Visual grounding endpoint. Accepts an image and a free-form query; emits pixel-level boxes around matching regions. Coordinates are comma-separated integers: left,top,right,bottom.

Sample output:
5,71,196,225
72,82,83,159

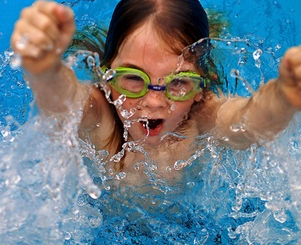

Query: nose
140,89,168,110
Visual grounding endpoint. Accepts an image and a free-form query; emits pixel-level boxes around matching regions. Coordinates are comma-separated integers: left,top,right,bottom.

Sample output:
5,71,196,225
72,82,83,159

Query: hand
278,45,301,108
11,0,75,75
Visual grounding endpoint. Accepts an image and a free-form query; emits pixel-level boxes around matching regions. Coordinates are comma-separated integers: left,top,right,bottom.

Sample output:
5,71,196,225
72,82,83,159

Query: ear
194,92,203,102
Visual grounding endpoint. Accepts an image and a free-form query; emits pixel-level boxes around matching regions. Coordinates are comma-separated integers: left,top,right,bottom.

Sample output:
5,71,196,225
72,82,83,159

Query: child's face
110,23,202,145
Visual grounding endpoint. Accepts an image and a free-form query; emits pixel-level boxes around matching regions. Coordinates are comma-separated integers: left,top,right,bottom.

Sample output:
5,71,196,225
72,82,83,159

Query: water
1,0,301,244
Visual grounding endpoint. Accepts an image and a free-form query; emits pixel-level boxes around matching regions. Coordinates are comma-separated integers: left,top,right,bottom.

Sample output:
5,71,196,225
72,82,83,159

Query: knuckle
34,0,48,8
35,32,50,46
20,7,34,19
13,20,23,31
39,19,53,32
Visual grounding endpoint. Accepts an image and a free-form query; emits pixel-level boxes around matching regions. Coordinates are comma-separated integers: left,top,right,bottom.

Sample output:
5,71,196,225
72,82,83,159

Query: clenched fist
11,0,75,75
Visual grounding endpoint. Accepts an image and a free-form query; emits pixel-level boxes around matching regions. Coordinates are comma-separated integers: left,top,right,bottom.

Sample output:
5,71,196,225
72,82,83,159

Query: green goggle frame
105,66,209,101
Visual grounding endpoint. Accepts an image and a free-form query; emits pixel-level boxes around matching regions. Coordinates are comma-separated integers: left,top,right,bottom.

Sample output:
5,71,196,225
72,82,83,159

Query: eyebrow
119,63,147,73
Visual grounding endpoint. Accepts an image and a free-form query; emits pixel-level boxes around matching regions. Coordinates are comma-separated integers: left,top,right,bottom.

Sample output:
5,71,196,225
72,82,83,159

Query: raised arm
10,0,111,129
213,45,301,148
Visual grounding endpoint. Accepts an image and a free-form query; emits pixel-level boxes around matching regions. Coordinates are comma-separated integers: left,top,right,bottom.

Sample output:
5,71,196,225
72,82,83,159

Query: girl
11,0,301,183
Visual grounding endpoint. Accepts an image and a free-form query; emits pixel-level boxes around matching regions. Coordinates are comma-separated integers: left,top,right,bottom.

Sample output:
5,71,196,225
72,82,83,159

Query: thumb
53,4,76,51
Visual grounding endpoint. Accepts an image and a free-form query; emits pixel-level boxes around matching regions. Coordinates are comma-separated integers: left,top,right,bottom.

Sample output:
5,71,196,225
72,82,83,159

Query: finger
282,46,301,70
279,47,301,89
35,0,75,34
34,0,61,25
20,6,60,42
36,1,75,50
12,37,44,59
52,4,76,51
12,20,55,53
293,64,301,84
53,3,75,34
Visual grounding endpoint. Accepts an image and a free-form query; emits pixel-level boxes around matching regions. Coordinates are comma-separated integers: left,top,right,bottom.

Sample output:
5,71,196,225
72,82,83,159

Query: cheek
170,101,194,120
111,89,140,112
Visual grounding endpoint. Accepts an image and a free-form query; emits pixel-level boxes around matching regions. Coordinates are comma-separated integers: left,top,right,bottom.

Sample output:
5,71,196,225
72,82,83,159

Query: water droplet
118,172,127,179
15,35,28,50
230,124,241,133
86,55,96,69
239,47,247,54
253,49,262,60
89,216,103,228
77,195,86,207
174,160,187,170
222,136,230,142
64,232,72,240
55,48,62,54
187,182,195,188
273,209,287,223
230,69,239,78
170,104,177,112
86,185,101,199
10,53,22,69
103,180,111,191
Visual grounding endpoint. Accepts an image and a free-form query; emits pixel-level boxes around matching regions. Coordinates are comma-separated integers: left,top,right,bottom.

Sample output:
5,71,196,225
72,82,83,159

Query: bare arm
10,1,110,129
213,45,301,148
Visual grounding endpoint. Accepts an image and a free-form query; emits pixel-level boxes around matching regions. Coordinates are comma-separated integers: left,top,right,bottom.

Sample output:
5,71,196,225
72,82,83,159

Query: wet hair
101,0,209,66
68,0,210,169
102,0,209,166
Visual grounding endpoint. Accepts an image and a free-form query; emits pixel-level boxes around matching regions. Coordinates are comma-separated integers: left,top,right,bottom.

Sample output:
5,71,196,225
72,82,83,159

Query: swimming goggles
106,67,210,101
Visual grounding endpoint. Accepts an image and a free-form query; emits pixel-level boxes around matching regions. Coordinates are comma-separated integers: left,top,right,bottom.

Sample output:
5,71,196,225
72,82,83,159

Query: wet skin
110,22,202,146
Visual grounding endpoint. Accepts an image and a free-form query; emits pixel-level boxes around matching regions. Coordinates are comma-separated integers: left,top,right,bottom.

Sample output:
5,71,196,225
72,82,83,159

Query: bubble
64,232,72,240
89,215,103,228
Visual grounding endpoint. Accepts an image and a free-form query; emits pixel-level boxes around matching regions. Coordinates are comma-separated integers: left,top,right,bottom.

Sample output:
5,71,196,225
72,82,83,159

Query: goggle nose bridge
147,84,166,92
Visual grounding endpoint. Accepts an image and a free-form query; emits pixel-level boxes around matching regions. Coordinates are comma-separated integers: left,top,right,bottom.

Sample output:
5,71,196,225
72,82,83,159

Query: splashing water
64,39,301,244
1,5,301,244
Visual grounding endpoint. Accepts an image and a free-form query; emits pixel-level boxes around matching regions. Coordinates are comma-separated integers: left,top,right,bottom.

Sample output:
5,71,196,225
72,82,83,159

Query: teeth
140,119,163,130
141,122,147,129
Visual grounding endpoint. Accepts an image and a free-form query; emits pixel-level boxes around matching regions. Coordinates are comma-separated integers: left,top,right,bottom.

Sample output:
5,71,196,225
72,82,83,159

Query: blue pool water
1,0,301,244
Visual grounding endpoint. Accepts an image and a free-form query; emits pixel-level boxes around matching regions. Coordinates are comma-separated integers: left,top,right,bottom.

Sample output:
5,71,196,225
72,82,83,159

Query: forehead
111,23,180,76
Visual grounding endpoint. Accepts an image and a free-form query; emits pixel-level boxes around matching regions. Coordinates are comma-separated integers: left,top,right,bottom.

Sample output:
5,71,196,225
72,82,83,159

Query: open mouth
140,119,164,136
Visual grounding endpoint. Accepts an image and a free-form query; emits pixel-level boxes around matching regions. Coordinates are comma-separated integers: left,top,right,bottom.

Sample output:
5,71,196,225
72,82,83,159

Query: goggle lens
108,67,208,101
